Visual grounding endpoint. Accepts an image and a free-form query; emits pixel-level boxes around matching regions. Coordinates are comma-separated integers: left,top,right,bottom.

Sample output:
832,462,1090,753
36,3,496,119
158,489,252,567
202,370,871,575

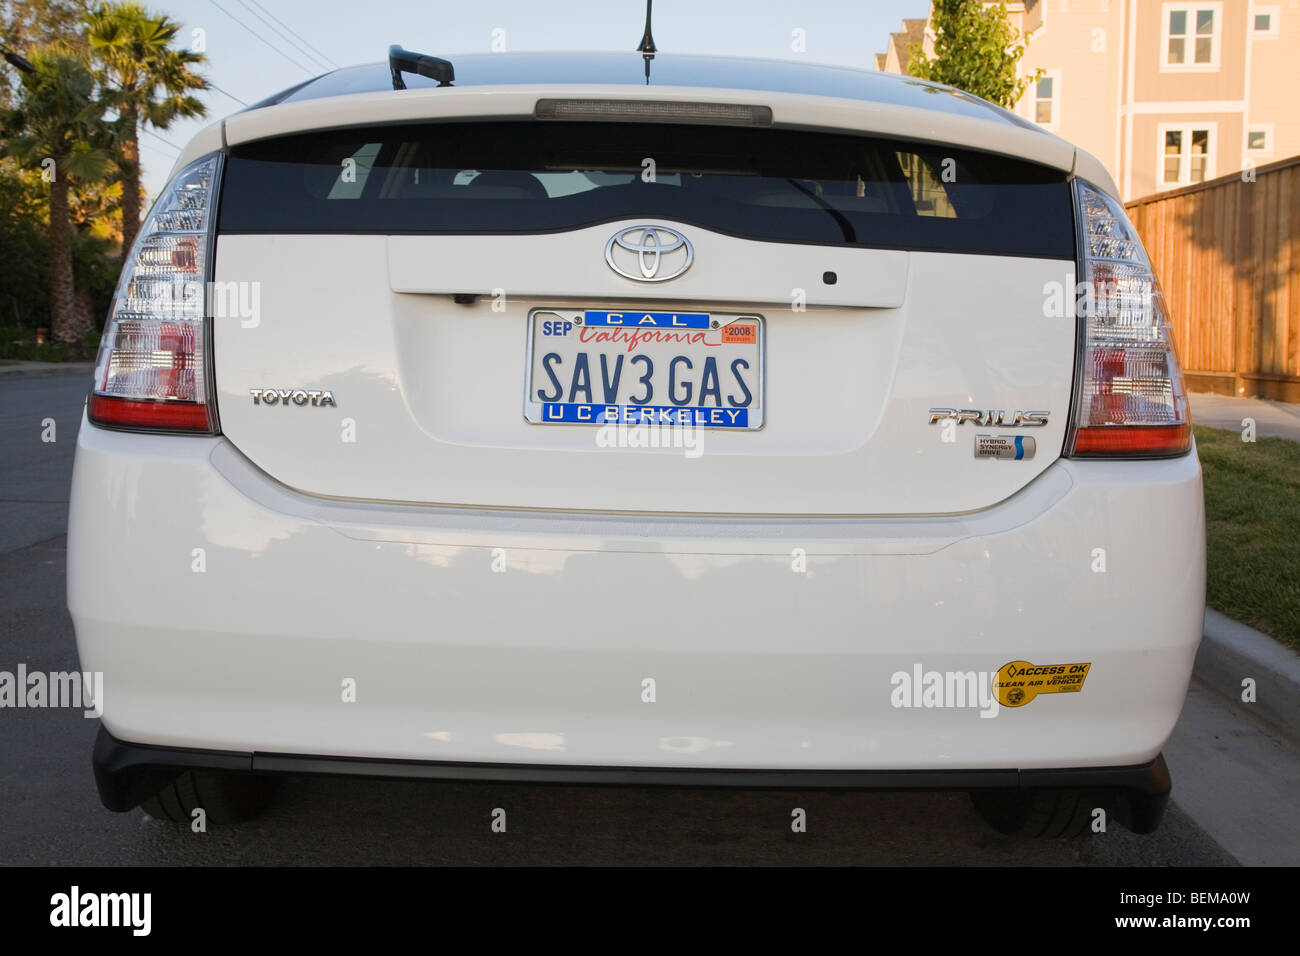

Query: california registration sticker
721,323,756,344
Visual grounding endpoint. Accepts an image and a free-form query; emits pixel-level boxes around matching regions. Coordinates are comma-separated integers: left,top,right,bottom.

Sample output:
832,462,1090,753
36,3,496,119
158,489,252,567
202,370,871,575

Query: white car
69,49,1204,837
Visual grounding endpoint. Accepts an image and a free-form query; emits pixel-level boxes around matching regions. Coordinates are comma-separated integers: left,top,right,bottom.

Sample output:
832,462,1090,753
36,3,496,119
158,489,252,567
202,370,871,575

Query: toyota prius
69,49,1204,837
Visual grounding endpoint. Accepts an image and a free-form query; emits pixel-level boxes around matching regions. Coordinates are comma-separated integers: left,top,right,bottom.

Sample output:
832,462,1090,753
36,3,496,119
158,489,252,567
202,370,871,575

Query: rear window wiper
388,45,454,89
784,178,856,243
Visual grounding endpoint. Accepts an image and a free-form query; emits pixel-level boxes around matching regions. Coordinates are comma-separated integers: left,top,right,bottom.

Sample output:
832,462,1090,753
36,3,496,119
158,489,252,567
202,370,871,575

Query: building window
1246,125,1273,156
1162,3,1222,69
1032,72,1060,128
1251,6,1280,37
1160,125,1215,187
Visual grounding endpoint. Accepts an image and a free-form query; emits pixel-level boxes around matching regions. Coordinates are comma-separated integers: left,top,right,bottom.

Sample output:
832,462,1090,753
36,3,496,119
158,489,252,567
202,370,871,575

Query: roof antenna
388,45,454,90
636,0,656,85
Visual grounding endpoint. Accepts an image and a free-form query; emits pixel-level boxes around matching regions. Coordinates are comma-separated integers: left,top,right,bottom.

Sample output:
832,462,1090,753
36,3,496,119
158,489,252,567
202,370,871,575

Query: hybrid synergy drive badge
975,435,1036,460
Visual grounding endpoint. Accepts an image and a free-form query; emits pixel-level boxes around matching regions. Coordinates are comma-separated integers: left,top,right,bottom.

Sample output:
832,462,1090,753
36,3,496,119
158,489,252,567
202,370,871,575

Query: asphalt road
0,375,85,555
0,373,1240,865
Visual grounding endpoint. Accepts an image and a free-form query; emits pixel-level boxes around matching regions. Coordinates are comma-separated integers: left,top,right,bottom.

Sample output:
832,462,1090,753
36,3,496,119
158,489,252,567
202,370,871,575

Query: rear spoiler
182,85,1118,200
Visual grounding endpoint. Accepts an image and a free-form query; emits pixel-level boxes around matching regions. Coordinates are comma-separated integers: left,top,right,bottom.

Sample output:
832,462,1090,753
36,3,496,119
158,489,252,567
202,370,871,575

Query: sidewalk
1196,610,1300,743
0,361,93,380
1165,675,1300,865
1177,611,1300,863
1190,392,1300,441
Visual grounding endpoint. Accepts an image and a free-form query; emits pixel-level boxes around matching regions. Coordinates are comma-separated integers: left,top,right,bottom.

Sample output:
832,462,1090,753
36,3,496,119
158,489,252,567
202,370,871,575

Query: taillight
90,153,221,432
1065,180,1191,458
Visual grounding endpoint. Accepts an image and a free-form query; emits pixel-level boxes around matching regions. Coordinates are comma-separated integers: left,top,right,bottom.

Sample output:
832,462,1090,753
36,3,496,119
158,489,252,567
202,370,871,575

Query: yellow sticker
994,660,1092,707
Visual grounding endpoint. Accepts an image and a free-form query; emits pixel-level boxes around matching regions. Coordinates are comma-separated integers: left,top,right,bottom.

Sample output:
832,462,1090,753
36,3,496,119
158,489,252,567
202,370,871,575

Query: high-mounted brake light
90,153,221,432
1065,181,1191,458
534,99,773,127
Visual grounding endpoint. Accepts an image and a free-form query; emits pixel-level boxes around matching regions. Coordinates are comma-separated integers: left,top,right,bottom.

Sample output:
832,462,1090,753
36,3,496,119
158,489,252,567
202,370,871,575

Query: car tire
970,789,1095,839
141,771,279,824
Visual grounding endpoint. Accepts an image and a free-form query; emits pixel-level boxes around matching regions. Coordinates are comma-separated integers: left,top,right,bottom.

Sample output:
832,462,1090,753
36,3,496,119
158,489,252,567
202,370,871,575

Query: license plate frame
523,308,766,430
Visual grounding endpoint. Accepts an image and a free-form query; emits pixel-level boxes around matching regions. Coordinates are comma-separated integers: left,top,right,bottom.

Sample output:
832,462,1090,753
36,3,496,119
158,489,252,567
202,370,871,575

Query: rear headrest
466,170,548,199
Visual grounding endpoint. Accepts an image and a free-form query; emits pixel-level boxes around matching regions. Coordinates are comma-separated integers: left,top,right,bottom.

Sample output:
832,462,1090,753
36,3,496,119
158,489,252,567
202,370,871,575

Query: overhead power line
208,82,250,107
239,0,340,70
207,0,317,76
140,126,183,152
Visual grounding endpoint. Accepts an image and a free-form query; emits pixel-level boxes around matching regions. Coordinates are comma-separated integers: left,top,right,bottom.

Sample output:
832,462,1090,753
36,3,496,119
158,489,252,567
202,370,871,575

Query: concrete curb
1194,609,1300,742
0,363,94,381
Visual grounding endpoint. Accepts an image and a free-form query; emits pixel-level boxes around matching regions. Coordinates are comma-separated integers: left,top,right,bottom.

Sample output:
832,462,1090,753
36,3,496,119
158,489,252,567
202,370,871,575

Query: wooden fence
1125,155,1300,402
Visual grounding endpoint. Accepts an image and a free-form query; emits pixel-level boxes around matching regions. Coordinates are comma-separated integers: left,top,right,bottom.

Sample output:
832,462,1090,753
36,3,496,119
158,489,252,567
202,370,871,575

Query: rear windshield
218,121,1075,258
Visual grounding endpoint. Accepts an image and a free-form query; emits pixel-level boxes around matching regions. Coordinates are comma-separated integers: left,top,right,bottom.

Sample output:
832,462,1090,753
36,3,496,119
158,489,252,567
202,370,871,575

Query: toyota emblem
604,225,694,282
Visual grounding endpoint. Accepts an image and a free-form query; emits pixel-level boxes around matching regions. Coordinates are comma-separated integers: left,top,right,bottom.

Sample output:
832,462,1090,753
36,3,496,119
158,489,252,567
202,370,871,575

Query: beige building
876,18,930,73
878,1,1300,200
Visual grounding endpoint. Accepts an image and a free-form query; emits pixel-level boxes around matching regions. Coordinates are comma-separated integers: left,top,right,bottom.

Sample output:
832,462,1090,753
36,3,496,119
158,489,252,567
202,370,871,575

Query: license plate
524,309,765,429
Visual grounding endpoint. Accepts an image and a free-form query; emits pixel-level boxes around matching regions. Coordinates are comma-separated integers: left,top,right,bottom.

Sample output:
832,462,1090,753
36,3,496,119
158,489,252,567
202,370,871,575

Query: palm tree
0,46,114,357
86,1,206,255
0,0,91,109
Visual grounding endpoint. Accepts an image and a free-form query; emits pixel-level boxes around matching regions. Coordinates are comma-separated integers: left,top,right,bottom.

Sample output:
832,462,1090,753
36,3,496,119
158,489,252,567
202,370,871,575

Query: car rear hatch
210,89,1078,516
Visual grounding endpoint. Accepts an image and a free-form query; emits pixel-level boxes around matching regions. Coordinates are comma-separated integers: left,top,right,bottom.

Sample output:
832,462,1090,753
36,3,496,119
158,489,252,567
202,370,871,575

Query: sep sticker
994,660,1092,707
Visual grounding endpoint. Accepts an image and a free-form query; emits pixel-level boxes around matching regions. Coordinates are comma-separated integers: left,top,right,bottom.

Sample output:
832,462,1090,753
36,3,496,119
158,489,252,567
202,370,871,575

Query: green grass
0,328,100,362
1195,425,1300,649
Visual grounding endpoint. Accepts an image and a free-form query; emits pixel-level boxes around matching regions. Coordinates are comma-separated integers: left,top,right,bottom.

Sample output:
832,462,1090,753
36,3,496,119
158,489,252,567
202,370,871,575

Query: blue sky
140,0,931,197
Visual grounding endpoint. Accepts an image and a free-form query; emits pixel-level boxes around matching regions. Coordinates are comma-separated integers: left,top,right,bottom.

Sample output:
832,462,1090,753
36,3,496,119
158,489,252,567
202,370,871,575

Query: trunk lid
211,106,1077,516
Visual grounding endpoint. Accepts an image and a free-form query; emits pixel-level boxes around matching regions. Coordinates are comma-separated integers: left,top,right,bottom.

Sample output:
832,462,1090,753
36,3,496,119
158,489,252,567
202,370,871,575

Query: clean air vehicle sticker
993,660,1092,707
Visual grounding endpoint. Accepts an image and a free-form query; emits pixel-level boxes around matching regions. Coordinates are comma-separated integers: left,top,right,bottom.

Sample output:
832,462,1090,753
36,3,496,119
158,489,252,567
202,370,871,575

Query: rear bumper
68,416,1205,782
92,726,1172,833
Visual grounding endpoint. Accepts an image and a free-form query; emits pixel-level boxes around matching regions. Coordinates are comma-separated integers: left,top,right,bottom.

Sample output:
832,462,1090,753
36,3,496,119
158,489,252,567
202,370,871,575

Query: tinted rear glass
219,122,1075,258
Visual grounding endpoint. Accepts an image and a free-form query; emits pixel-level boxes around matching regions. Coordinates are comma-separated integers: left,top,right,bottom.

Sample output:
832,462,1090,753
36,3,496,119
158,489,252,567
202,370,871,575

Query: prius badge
928,408,1049,461
927,409,1049,427
605,225,693,282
